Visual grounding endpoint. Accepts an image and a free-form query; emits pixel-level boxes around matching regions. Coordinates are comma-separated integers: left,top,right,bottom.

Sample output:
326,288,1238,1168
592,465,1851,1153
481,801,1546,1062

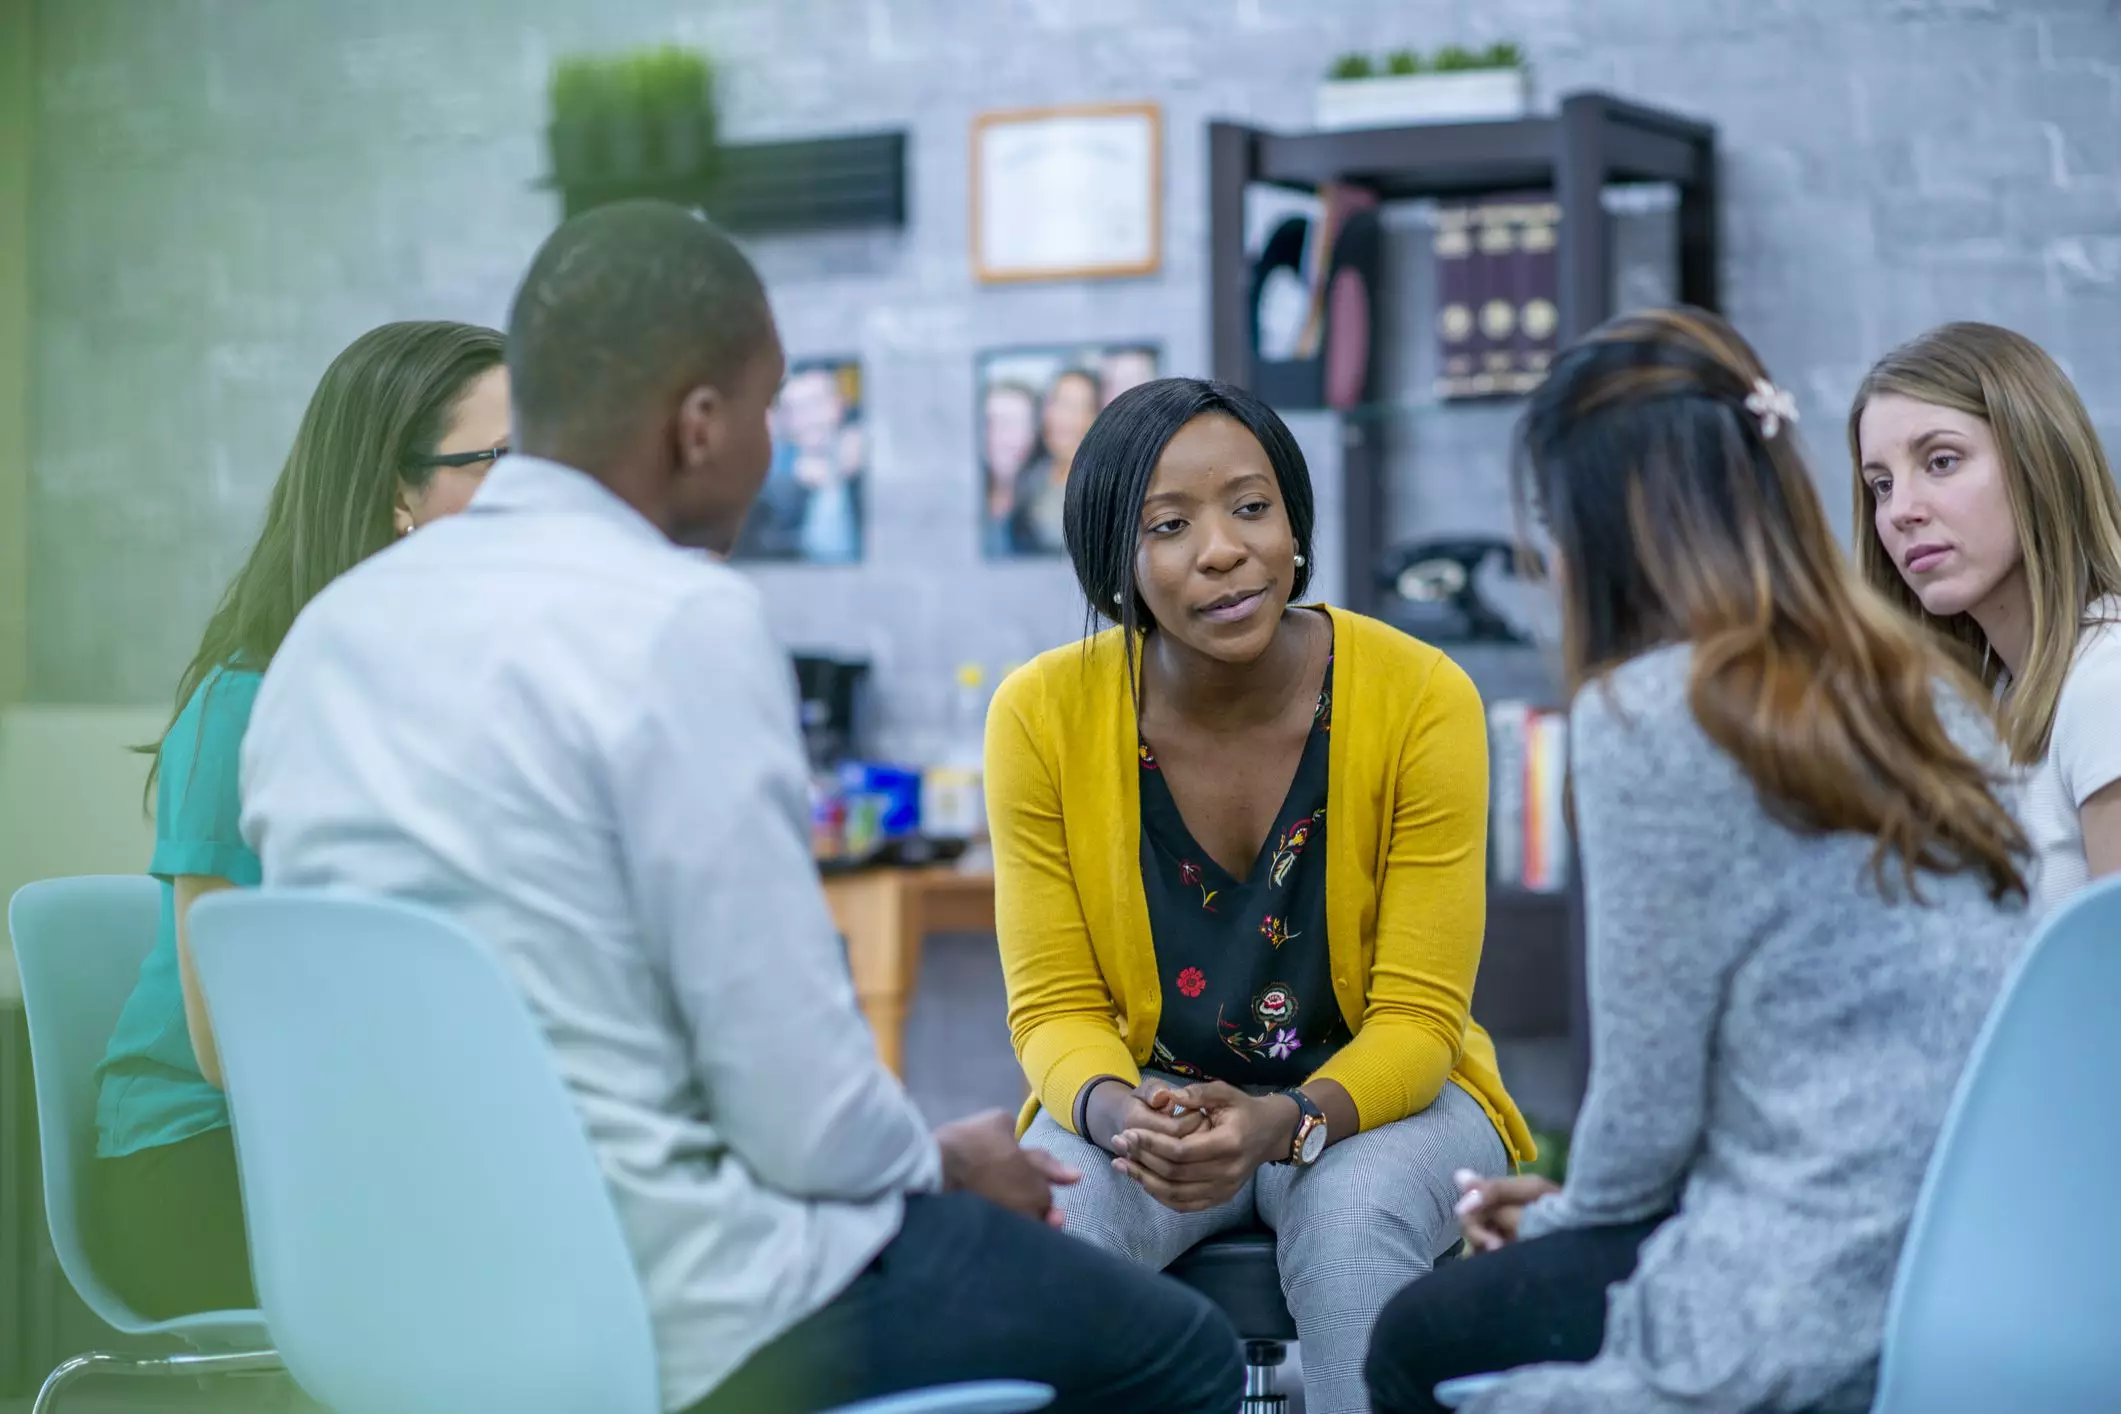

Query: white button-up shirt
241,455,940,1411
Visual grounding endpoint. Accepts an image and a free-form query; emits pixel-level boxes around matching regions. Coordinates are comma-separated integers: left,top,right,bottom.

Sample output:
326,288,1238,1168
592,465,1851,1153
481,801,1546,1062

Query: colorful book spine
1522,710,1571,892
1488,699,1572,892
1432,204,1478,399
1475,206,1518,397
1514,197,1562,391
1487,701,1529,887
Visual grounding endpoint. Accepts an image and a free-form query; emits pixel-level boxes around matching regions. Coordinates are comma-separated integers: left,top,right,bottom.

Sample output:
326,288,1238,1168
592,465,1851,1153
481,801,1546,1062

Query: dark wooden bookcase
1207,91,1718,1126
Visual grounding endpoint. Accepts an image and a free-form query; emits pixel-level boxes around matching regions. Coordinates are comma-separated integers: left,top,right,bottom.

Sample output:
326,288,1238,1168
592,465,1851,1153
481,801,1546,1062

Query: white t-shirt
2026,597,2121,916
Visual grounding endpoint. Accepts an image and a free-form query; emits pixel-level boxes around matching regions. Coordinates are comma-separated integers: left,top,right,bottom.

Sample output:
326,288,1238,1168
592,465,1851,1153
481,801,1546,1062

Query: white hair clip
1744,378,1799,440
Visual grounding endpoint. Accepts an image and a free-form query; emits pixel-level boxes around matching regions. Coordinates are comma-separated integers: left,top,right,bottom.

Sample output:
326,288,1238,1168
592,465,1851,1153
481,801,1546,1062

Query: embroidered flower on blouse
1178,859,1218,911
1266,1028,1302,1060
1255,986,1296,1026
1176,966,1207,998
1260,915,1300,949
1268,817,1315,888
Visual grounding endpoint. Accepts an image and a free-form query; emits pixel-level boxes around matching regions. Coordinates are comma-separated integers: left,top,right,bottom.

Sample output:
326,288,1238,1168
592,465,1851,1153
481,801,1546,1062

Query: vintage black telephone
1378,536,1544,645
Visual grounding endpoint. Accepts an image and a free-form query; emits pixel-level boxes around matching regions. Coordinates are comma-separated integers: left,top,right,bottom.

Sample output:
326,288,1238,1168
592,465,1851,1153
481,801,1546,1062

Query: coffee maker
791,654,871,771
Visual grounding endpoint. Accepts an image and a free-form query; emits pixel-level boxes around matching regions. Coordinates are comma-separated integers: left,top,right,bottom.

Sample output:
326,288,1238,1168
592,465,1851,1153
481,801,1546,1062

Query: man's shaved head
507,200,774,459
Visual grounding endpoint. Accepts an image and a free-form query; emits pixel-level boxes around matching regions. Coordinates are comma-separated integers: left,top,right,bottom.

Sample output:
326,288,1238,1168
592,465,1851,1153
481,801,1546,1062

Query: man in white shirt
239,201,1241,1414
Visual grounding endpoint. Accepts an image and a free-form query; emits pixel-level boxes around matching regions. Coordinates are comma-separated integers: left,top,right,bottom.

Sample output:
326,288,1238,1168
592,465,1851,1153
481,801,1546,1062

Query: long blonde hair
1849,322,2121,764
1520,307,2025,903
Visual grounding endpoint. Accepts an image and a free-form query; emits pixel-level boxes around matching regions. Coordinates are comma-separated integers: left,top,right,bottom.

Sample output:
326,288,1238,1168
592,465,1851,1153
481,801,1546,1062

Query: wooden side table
822,865,996,1076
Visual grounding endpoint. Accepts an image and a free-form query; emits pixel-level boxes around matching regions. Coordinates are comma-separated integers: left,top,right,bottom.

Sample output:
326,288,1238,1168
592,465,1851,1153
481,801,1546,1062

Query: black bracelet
1073,1074,1127,1139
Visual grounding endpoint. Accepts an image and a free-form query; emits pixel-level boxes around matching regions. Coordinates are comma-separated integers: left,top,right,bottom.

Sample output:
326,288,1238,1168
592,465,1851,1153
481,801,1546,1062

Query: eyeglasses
409,444,508,471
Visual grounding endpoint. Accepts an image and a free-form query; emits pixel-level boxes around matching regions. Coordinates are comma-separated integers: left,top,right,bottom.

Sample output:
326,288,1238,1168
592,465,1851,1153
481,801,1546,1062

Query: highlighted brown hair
1517,307,2025,902
1848,321,2121,764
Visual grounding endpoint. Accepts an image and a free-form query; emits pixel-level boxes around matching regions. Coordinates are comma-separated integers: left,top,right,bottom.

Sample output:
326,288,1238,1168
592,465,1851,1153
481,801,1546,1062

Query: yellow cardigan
986,605,1535,1165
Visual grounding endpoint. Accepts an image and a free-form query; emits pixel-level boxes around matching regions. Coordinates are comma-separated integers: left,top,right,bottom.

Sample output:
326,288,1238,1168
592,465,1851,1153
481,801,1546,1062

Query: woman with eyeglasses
89,320,507,1318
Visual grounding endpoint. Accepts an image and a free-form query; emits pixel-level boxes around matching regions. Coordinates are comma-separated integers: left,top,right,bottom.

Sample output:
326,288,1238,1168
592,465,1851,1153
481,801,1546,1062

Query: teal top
93,667,262,1158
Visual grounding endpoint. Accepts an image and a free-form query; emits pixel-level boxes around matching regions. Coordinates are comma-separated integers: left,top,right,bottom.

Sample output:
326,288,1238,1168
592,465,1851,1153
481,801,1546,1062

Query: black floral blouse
1141,657,1345,1089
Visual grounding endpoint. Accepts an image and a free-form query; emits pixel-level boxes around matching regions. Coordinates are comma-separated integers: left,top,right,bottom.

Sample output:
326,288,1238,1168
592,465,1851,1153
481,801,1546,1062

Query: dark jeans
686,1191,1244,1414
1365,1215,1668,1414
90,1125,257,1319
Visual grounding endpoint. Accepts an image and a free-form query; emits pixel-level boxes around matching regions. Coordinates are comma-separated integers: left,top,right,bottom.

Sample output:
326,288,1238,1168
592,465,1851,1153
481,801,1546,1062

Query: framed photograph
732,359,865,564
972,102,1162,283
978,343,1160,559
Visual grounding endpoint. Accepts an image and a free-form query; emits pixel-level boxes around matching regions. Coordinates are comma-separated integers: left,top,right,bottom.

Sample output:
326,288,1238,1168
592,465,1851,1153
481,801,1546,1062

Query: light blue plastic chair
8,876,280,1414
187,887,1051,1414
1433,1372,1504,1408
1437,873,2121,1413
1869,871,2121,1413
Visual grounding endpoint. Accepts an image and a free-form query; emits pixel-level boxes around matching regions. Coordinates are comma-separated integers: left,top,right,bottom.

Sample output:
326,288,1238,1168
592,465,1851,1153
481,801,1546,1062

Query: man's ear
674,384,722,470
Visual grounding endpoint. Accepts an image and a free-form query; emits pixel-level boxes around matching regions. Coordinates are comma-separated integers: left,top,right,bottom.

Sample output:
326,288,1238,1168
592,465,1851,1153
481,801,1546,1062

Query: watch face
1298,1120,1328,1164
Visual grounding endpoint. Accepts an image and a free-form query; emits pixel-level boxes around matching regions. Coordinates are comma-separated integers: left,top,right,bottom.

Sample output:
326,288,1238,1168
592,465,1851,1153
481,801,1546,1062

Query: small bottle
922,663,989,848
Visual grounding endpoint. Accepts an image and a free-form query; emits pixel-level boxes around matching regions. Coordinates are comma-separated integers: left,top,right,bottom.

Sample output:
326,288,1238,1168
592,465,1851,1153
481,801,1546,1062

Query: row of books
1488,700,1571,893
1434,192,1562,400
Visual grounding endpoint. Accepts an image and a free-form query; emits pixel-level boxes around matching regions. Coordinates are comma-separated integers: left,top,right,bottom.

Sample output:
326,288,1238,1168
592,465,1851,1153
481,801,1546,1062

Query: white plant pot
1313,69,1530,130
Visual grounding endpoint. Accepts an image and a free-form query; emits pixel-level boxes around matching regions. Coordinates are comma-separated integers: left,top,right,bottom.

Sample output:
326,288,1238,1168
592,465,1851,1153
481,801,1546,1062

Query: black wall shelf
1208,90,1720,1125
546,130,908,235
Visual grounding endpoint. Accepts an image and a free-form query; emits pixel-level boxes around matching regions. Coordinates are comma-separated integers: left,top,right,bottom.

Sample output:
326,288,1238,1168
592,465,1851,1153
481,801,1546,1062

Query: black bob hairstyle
1060,376,1316,649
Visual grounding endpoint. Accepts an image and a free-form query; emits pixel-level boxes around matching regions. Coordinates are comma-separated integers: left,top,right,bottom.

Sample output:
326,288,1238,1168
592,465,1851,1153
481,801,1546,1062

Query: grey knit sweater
1475,645,2032,1414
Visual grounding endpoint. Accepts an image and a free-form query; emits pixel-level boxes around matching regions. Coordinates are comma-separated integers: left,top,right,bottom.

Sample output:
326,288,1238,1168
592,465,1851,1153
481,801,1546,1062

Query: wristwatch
1280,1088,1328,1167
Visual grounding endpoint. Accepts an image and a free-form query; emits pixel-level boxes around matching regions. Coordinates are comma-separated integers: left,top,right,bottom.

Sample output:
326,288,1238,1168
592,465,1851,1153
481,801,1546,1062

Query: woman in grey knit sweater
1366,308,2033,1414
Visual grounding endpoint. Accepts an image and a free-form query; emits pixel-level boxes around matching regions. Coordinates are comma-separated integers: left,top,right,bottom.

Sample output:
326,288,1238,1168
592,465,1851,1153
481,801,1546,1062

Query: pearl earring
1293,553,1306,568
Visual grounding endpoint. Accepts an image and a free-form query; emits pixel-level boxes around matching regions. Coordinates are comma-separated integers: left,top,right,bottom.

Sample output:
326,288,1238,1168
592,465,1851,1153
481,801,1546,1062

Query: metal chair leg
32,1347,281,1414
1240,1338,1288,1414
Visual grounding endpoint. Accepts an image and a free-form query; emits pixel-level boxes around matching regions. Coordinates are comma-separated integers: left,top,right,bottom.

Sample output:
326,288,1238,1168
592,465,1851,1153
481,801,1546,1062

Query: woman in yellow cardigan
987,377,1532,1414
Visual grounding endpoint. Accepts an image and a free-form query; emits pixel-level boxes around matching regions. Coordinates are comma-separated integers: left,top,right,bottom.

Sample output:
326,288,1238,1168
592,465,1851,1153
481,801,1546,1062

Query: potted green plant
1316,39,1529,130
601,56,653,180
632,46,716,179
545,45,717,186
547,55,616,186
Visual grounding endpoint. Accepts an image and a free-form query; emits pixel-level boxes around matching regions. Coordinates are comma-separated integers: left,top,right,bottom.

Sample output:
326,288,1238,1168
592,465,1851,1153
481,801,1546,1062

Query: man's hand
936,1109,1080,1228
1453,1170,1561,1253
1110,1080,1294,1213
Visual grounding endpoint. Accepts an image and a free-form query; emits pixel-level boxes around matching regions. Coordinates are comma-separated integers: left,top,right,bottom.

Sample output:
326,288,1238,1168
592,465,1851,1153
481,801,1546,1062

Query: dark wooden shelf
1478,884,1578,1040
1210,92,1719,465
1249,94,1711,200
1206,90,1717,1116
1489,885,1571,911
543,130,907,234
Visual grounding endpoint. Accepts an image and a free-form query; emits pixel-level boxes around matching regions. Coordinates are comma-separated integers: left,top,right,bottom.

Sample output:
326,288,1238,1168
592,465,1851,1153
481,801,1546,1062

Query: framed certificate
971,102,1162,283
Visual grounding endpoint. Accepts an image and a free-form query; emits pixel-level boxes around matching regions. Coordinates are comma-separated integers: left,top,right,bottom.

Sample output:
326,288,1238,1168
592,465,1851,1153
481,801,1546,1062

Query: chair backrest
1871,872,2121,1413
9,875,167,1333
186,888,661,1414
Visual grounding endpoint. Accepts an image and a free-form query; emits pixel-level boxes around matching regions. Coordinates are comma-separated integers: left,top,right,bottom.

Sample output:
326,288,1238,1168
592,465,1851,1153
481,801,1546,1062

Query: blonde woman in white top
1853,321,2121,915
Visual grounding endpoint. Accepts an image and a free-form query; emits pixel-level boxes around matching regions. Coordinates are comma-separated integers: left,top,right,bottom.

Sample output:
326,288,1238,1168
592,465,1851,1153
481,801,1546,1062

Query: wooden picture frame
971,102,1162,283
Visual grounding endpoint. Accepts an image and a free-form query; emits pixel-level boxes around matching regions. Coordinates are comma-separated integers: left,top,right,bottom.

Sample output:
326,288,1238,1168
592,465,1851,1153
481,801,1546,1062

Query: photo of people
978,343,1159,558
732,358,865,564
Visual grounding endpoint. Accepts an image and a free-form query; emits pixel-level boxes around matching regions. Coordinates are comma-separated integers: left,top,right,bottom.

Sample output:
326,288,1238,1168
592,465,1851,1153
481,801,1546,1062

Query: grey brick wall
27,0,2121,746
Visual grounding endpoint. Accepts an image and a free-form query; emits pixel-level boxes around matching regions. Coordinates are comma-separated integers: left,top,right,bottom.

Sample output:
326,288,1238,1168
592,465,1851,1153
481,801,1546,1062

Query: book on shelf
1433,191,1562,401
1488,699,1571,893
